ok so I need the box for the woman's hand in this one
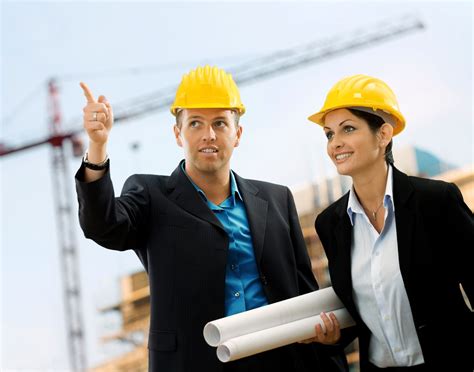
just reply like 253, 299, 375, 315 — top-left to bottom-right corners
299, 312, 341, 345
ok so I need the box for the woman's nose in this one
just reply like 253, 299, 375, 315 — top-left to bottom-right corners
330, 134, 343, 149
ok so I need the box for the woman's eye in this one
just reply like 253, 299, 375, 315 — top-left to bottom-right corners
325, 132, 334, 140
344, 125, 355, 133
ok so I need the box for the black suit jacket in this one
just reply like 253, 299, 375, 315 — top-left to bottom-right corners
315, 166, 473, 371
76, 160, 346, 372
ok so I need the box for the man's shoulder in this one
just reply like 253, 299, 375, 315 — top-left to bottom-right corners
243, 177, 288, 191
237, 176, 290, 199
128, 173, 169, 181
124, 173, 170, 191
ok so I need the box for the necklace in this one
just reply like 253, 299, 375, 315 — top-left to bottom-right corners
368, 200, 384, 221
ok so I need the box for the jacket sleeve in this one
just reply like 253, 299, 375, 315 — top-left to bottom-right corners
443, 182, 474, 303
75, 163, 150, 251
286, 187, 319, 294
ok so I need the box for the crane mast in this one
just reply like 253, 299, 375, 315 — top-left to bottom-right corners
49, 80, 87, 371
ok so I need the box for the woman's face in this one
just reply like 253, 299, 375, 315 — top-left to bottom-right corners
323, 108, 386, 177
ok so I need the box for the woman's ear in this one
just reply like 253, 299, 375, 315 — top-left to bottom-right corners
379, 123, 394, 147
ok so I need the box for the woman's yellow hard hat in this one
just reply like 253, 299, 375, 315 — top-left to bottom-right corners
308, 74, 406, 135
171, 65, 245, 116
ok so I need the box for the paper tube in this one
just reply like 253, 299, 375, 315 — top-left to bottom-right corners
204, 287, 343, 346
216, 308, 355, 362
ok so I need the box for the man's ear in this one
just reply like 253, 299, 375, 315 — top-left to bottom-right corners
234, 125, 243, 147
174, 125, 183, 147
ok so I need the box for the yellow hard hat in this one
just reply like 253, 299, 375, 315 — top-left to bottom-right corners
170, 65, 245, 116
308, 74, 406, 135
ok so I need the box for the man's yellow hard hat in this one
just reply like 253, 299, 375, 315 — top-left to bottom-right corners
308, 74, 406, 135
170, 65, 245, 116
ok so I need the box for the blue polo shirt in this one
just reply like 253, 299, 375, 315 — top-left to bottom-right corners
181, 162, 268, 316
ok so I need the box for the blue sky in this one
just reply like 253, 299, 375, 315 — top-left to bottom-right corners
1, 1, 472, 370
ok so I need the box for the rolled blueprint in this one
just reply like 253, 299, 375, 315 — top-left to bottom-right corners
216, 307, 355, 362
204, 286, 343, 347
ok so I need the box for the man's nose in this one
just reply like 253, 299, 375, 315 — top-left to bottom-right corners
203, 125, 216, 141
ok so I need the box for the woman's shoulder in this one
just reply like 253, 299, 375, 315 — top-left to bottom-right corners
316, 192, 349, 225
404, 172, 455, 198
393, 166, 455, 198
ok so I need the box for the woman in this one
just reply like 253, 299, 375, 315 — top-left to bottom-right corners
306, 74, 473, 371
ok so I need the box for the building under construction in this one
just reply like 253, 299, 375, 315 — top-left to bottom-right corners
92, 147, 473, 372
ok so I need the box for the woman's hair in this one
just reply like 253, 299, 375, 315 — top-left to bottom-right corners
347, 108, 394, 165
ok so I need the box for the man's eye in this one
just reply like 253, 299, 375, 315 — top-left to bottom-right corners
190, 121, 200, 128
214, 121, 226, 127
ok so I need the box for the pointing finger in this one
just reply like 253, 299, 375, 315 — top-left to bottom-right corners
80, 82, 96, 103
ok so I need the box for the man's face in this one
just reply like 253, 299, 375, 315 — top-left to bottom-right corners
174, 108, 242, 176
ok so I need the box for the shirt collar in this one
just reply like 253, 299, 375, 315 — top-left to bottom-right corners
346, 165, 395, 226
229, 170, 243, 202
180, 161, 242, 206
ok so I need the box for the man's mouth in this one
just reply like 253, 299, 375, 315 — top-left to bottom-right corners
199, 147, 218, 153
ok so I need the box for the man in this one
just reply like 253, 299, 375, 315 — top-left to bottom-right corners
76, 65, 346, 372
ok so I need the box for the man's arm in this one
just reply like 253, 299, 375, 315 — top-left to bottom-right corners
76, 82, 149, 252
76, 168, 150, 252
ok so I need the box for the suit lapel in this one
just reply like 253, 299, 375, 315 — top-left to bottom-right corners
392, 166, 416, 279
166, 161, 224, 231
234, 173, 268, 264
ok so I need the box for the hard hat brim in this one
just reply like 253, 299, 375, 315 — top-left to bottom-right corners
170, 105, 245, 116
308, 105, 405, 136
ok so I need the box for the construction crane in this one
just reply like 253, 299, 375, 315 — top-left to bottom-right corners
0, 16, 424, 371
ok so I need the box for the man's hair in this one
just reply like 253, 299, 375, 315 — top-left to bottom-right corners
348, 108, 395, 165
175, 109, 240, 129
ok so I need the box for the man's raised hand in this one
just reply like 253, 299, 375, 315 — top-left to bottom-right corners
80, 82, 113, 145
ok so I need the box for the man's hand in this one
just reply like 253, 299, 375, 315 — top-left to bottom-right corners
79, 82, 113, 181
299, 312, 341, 345
80, 82, 113, 146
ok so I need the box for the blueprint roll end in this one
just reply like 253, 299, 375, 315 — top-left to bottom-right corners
203, 323, 221, 346
217, 344, 231, 363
